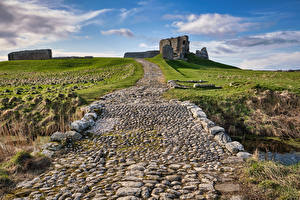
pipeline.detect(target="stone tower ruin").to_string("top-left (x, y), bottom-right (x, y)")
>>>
top-left (159, 35), bottom-right (190, 60)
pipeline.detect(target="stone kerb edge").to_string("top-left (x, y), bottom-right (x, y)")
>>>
top-left (42, 102), bottom-right (103, 157)
top-left (181, 101), bottom-right (252, 159)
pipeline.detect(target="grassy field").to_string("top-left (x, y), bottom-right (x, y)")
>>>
top-left (147, 54), bottom-right (300, 140)
top-left (0, 57), bottom-right (143, 161)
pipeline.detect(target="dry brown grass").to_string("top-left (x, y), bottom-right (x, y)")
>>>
top-left (240, 158), bottom-right (300, 200)
top-left (0, 106), bottom-right (84, 163)
top-left (0, 150), bottom-right (52, 198)
top-left (246, 90), bottom-right (300, 138)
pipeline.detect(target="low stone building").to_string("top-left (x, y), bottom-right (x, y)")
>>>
top-left (159, 35), bottom-right (190, 59)
top-left (8, 49), bottom-right (52, 61)
top-left (196, 47), bottom-right (209, 60)
top-left (124, 51), bottom-right (160, 58)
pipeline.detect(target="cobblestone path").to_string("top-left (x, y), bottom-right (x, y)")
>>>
top-left (14, 59), bottom-right (244, 200)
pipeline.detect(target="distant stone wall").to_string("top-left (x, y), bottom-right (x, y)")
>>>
top-left (124, 50), bottom-right (160, 58)
top-left (8, 49), bottom-right (52, 61)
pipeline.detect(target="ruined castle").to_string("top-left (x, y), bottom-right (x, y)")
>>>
top-left (7, 35), bottom-right (208, 61)
top-left (124, 35), bottom-right (209, 60)
top-left (159, 35), bottom-right (190, 60)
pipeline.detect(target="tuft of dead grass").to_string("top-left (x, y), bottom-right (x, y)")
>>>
top-left (0, 150), bottom-right (51, 197)
top-left (240, 158), bottom-right (300, 200)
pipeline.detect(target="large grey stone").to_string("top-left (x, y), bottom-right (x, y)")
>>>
top-left (65, 131), bottom-right (82, 141)
top-left (42, 142), bottom-right (62, 151)
top-left (50, 131), bottom-right (66, 142)
top-left (190, 107), bottom-right (207, 118)
top-left (116, 187), bottom-right (141, 197)
top-left (199, 183), bottom-right (215, 191)
top-left (225, 141), bottom-right (245, 154)
top-left (83, 112), bottom-right (98, 121)
top-left (237, 152), bottom-right (252, 159)
top-left (82, 103), bottom-right (102, 113)
top-left (199, 118), bottom-right (215, 132)
top-left (214, 132), bottom-right (232, 145)
top-left (70, 119), bottom-right (93, 133)
top-left (230, 195), bottom-right (243, 200)
top-left (119, 181), bottom-right (143, 188)
top-left (117, 196), bottom-right (139, 200)
top-left (165, 175), bottom-right (181, 182)
top-left (128, 163), bottom-right (145, 171)
top-left (210, 126), bottom-right (225, 135)
top-left (41, 149), bottom-right (54, 158)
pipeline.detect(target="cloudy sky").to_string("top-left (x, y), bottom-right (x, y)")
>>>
top-left (0, 0), bottom-right (300, 70)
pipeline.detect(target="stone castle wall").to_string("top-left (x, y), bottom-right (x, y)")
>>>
top-left (8, 49), bottom-right (52, 61)
top-left (124, 51), bottom-right (160, 58)
top-left (159, 35), bottom-right (190, 59)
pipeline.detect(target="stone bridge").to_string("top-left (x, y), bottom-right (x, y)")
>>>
top-left (15, 59), bottom-right (248, 200)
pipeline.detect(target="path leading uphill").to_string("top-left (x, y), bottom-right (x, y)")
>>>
top-left (14, 59), bottom-right (244, 200)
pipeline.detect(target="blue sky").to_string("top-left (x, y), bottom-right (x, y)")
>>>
top-left (1, 0), bottom-right (300, 69)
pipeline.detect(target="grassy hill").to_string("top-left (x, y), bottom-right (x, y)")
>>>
top-left (147, 54), bottom-right (300, 141)
top-left (0, 57), bottom-right (143, 161)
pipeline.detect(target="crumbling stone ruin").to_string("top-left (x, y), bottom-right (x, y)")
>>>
top-left (124, 50), bottom-right (159, 58)
top-left (124, 35), bottom-right (209, 60)
top-left (8, 49), bottom-right (52, 61)
top-left (159, 35), bottom-right (190, 60)
top-left (196, 47), bottom-right (209, 60)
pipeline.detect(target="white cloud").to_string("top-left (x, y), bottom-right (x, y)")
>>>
top-left (53, 50), bottom-right (122, 58)
top-left (227, 31), bottom-right (300, 47)
top-left (240, 52), bottom-right (300, 70)
top-left (162, 14), bottom-right (185, 20)
top-left (190, 30), bottom-right (300, 70)
top-left (139, 43), bottom-right (148, 48)
top-left (0, 55), bottom-right (7, 61)
top-left (137, 0), bottom-right (152, 6)
top-left (172, 13), bottom-right (255, 36)
top-left (0, 0), bottom-right (112, 50)
top-left (101, 28), bottom-right (134, 37)
top-left (138, 43), bottom-right (158, 49)
top-left (120, 8), bottom-right (139, 20)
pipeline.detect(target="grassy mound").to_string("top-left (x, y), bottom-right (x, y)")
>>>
top-left (147, 54), bottom-right (300, 140)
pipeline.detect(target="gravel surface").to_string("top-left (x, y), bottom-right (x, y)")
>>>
top-left (13, 59), bottom-right (244, 200)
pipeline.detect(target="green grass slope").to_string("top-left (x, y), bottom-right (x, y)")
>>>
top-left (147, 54), bottom-right (300, 140)
top-left (0, 57), bottom-right (143, 102)
top-left (0, 57), bottom-right (143, 161)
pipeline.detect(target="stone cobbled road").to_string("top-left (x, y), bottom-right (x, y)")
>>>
top-left (14, 59), bottom-right (244, 200)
